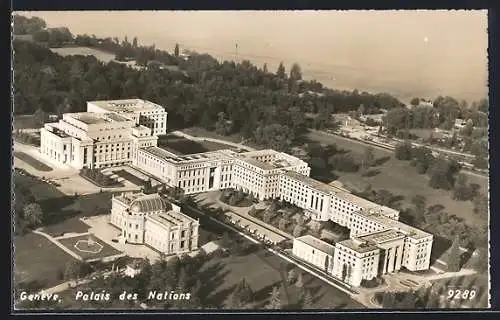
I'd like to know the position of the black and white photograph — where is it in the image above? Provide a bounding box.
[11,10,490,311]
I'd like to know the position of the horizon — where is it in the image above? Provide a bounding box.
[15,10,489,103]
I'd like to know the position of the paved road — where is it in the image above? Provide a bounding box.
[172,130,256,151]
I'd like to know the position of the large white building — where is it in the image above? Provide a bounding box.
[110,192,199,255]
[40,99,164,169]
[87,99,168,136]
[38,98,433,286]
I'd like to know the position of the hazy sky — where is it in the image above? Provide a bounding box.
[17,10,488,102]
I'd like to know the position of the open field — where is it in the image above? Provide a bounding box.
[49,46,115,63]
[158,134,233,155]
[13,115,42,129]
[14,233,78,289]
[305,130,488,228]
[58,234,122,261]
[14,151,53,171]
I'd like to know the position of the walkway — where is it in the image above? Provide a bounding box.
[171,130,256,151]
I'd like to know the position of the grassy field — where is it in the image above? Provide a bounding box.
[305,130,488,228]
[49,46,115,63]
[14,233,77,289]
[14,152,53,171]
[199,249,363,309]
[158,134,234,155]
[58,234,122,261]
[13,115,42,129]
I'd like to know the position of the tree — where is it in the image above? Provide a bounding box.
[248,205,258,217]
[394,142,413,160]
[453,173,472,201]
[64,260,82,280]
[362,146,375,169]
[411,195,427,226]
[289,63,302,82]
[276,61,286,79]
[341,264,348,281]
[262,63,268,73]
[301,288,314,309]
[382,292,396,308]
[174,43,180,57]
[447,235,461,272]
[287,268,297,284]
[22,203,43,228]
[293,224,303,237]
[279,218,287,231]
[473,194,488,219]
[295,272,304,288]
[410,97,421,106]
[177,267,189,290]
[265,286,282,309]
[226,278,253,308]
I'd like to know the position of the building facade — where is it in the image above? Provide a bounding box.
[110,192,199,255]
[38,98,433,286]
[40,99,164,169]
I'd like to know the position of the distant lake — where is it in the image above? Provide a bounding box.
[17,10,488,103]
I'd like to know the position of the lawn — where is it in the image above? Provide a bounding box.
[14,170,66,201]
[113,169,146,186]
[14,152,53,171]
[58,234,122,261]
[158,134,233,155]
[305,130,489,228]
[13,115,42,129]
[14,233,78,289]
[199,248,363,309]
[39,192,114,237]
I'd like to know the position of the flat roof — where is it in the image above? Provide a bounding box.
[357,229,406,244]
[147,210,197,228]
[296,235,335,255]
[239,157,276,171]
[67,112,130,125]
[89,99,165,113]
[368,215,432,240]
[140,146,234,164]
[338,238,379,254]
